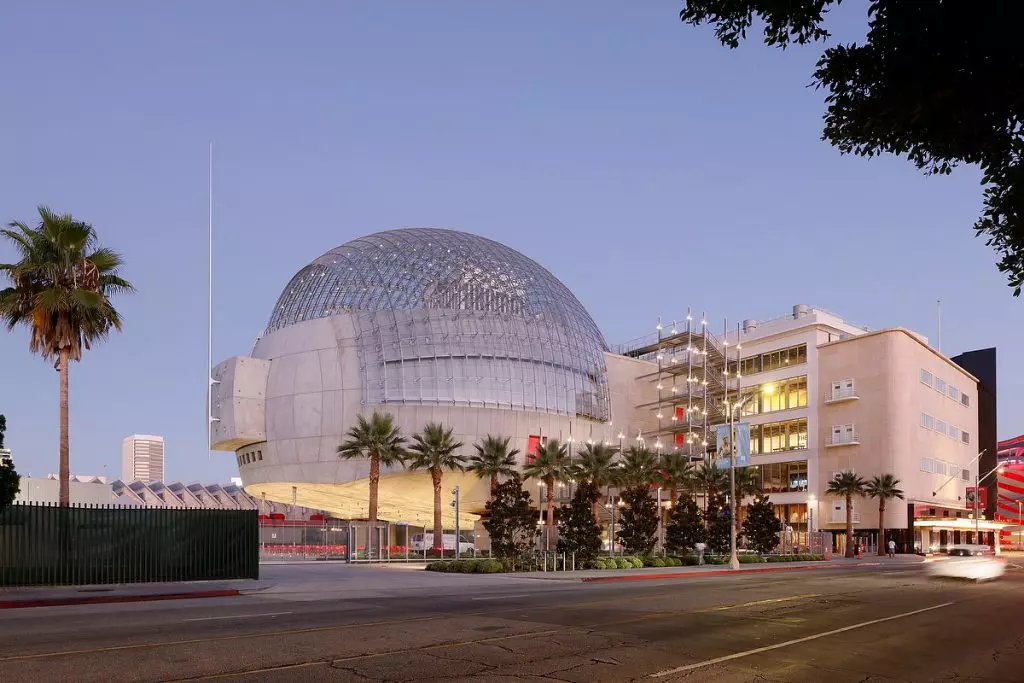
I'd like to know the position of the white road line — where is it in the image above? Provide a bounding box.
[184,612,292,622]
[650,601,953,678]
[471,594,529,601]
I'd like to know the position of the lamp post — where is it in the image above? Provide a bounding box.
[1018,500,1022,551]
[729,393,754,571]
[451,485,461,560]
[808,494,817,553]
[975,463,1004,544]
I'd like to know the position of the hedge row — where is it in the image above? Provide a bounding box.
[424,553,828,574]
[425,559,504,573]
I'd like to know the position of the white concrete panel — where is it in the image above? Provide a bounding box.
[266,355,298,399]
[292,391,323,438]
[291,351,324,395]
[277,439,300,465]
[339,347,362,392]
[294,437,321,464]
[318,348,342,391]
[320,390,342,437]
[265,397,295,441]
[329,313,357,342]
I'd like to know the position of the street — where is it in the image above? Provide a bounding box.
[1,562,1023,682]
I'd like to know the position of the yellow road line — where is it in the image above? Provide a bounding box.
[696,593,820,613]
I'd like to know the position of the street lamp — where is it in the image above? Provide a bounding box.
[728,393,755,571]
[1018,500,1022,551]
[975,463,1004,543]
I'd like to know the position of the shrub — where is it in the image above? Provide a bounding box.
[642,556,658,568]
[651,557,666,568]
[616,558,633,569]
[476,559,504,573]
[738,554,764,564]
[680,554,699,566]
[666,557,682,567]
[630,557,644,569]
[591,559,606,570]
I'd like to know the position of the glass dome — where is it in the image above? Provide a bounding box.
[266,228,610,421]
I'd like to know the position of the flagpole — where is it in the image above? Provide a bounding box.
[208,142,214,456]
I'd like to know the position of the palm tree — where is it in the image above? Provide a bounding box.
[866,474,905,557]
[693,462,729,513]
[573,442,620,521]
[617,445,659,489]
[408,423,466,551]
[659,452,695,503]
[0,207,133,506]
[827,471,867,558]
[466,435,519,499]
[523,438,569,550]
[735,466,763,500]
[337,412,409,521]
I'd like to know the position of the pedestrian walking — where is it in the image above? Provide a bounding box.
[887,538,896,559]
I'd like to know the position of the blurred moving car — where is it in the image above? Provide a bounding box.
[926,544,1006,581]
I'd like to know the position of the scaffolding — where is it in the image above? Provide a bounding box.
[615,308,741,461]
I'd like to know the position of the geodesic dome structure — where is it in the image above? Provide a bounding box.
[266,228,610,421]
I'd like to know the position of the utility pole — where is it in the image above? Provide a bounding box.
[451,485,461,559]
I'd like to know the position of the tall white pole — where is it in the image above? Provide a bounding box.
[936,299,942,353]
[208,142,214,454]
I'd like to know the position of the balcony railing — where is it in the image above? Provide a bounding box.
[825,431,860,447]
[825,387,859,404]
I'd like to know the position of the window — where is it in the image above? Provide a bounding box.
[949,425,960,441]
[920,458,935,473]
[935,377,947,395]
[962,431,971,445]
[830,378,855,401]
[920,413,935,430]
[727,344,806,378]
[920,369,934,387]
[962,469,970,482]
[961,393,971,407]
[948,385,960,402]
[749,418,808,454]
[935,419,947,436]
[752,461,808,493]
[830,424,856,445]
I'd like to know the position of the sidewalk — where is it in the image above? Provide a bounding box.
[0,579,270,609]
[518,554,924,583]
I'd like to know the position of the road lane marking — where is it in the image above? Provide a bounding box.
[649,601,954,678]
[184,612,292,622]
[471,594,529,601]
[695,594,819,612]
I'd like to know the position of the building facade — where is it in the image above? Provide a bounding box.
[121,435,165,484]
[14,475,112,505]
[211,227,998,552]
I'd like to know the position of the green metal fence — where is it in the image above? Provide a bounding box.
[0,503,259,587]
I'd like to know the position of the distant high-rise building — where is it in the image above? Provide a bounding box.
[121,435,165,483]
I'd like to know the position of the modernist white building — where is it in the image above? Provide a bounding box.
[211,229,647,528]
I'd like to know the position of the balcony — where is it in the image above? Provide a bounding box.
[824,387,859,405]
[831,510,862,524]
[825,431,860,448]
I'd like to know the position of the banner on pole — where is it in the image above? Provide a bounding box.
[714,423,751,469]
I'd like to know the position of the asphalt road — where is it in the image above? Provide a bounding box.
[1,562,1023,682]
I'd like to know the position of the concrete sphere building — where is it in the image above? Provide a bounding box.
[211,229,646,528]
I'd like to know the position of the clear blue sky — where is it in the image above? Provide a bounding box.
[1,2,1019,484]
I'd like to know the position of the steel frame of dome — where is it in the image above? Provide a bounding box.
[266,228,610,422]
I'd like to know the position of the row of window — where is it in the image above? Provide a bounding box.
[919,457,970,481]
[749,418,808,454]
[738,376,808,416]
[920,413,971,444]
[920,369,970,407]
[237,449,264,467]
[727,344,808,378]
[749,460,809,493]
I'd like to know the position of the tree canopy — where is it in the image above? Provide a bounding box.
[680,1,1024,295]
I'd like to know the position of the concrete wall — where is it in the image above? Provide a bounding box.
[14,477,113,506]
[816,329,979,530]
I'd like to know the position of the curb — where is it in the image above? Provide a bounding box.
[581,562,882,583]
[0,588,242,610]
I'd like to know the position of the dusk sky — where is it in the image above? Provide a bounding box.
[2,2,1019,484]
